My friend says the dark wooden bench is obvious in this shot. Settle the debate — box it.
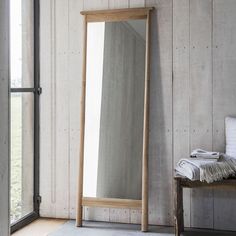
[174,176,236,236]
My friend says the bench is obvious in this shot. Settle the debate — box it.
[174,176,236,236]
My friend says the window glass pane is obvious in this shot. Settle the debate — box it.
[11,93,34,223]
[10,0,34,88]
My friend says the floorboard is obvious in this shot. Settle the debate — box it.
[12,218,66,236]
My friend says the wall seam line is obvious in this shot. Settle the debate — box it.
[189,0,192,228]
[211,0,215,229]
[67,0,71,219]
[171,0,174,226]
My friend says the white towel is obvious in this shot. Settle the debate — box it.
[190,149,220,159]
[175,160,200,181]
[175,154,236,183]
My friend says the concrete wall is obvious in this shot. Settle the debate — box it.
[0,0,9,235]
[40,0,236,230]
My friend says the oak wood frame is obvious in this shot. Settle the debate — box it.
[82,197,142,209]
[76,7,153,232]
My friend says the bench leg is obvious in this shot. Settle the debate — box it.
[174,178,184,236]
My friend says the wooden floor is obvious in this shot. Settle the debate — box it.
[12,218,66,236]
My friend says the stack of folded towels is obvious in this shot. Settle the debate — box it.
[175,149,236,183]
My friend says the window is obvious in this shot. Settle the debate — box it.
[10,0,40,232]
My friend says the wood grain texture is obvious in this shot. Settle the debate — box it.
[174,177,236,236]
[81,7,152,15]
[174,178,184,236]
[176,177,236,188]
[12,219,66,236]
[82,198,142,209]
[0,0,9,235]
[82,0,111,224]
[141,10,151,232]
[85,15,146,22]
[78,9,150,231]
[76,16,87,227]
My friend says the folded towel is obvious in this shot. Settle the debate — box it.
[175,160,200,181]
[190,149,220,159]
[175,154,236,183]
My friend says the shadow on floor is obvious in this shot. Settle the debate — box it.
[181,228,236,236]
[48,220,236,236]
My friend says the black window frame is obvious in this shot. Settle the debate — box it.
[10,0,40,233]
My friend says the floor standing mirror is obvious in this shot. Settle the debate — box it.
[76,7,153,232]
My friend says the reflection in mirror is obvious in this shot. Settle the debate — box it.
[83,20,146,200]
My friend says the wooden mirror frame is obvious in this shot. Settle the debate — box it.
[76,7,153,232]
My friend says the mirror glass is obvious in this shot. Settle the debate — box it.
[83,19,146,200]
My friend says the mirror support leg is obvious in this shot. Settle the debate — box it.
[141,10,151,233]
[76,15,87,228]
